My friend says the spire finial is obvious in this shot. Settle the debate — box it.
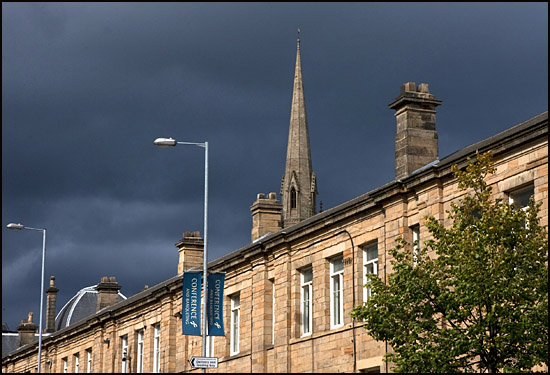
[297,27,301,46]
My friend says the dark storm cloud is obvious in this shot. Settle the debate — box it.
[2,3,547,333]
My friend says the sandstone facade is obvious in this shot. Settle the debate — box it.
[2,111,547,373]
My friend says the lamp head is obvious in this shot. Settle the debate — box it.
[154,137,177,147]
[7,223,24,230]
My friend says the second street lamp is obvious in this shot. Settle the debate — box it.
[154,137,209,371]
[6,223,47,373]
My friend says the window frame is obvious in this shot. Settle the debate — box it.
[271,279,275,345]
[506,186,535,210]
[411,224,420,266]
[230,294,240,356]
[290,187,297,209]
[363,242,378,303]
[300,267,313,337]
[153,323,161,373]
[136,329,144,373]
[86,348,92,373]
[62,357,68,374]
[121,334,128,373]
[508,184,534,212]
[330,256,344,328]
[508,184,535,230]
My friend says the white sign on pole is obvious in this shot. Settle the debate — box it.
[189,356,218,369]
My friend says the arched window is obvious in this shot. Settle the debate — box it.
[290,187,297,209]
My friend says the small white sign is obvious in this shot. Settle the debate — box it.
[189,356,218,369]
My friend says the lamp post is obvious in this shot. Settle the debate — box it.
[154,137,209,371]
[7,223,47,373]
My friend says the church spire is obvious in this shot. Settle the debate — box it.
[280,34,317,228]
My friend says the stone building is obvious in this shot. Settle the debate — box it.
[2,39,548,373]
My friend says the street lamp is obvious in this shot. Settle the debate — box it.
[7,223,47,373]
[154,137,209,370]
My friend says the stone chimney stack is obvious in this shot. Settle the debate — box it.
[175,231,204,275]
[45,276,59,333]
[389,82,442,180]
[17,312,37,347]
[95,276,121,312]
[251,192,283,242]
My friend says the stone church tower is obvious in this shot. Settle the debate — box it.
[280,37,317,228]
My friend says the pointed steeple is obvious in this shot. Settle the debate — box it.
[280,34,317,228]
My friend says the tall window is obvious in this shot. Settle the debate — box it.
[509,184,535,270]
[62,357,68,373]
[363,243,378,302]
[271,279,275,345]
[230,294,240,355]
[86,349,92,373]
[508,184,534,211]
[290,187,297,209]
[153,323,161,373]
[411,225,420,266]
[74,353,79,373]
[330,257,344,328]
[137,329,144,373]
[121,335,128,373]
[300,267,313,336]
[509,184,534,228]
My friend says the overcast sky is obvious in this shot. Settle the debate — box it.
[2,3,547,332]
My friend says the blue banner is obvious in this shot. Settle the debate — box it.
[182,272,202,336]
[207,273,225,336]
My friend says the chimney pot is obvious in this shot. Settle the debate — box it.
[402,81,416,93]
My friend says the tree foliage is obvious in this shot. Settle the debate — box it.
[351,152,548,373]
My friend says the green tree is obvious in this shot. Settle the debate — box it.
[351,152,548,373]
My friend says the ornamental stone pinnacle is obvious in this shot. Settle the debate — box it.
[281,36,318,228]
